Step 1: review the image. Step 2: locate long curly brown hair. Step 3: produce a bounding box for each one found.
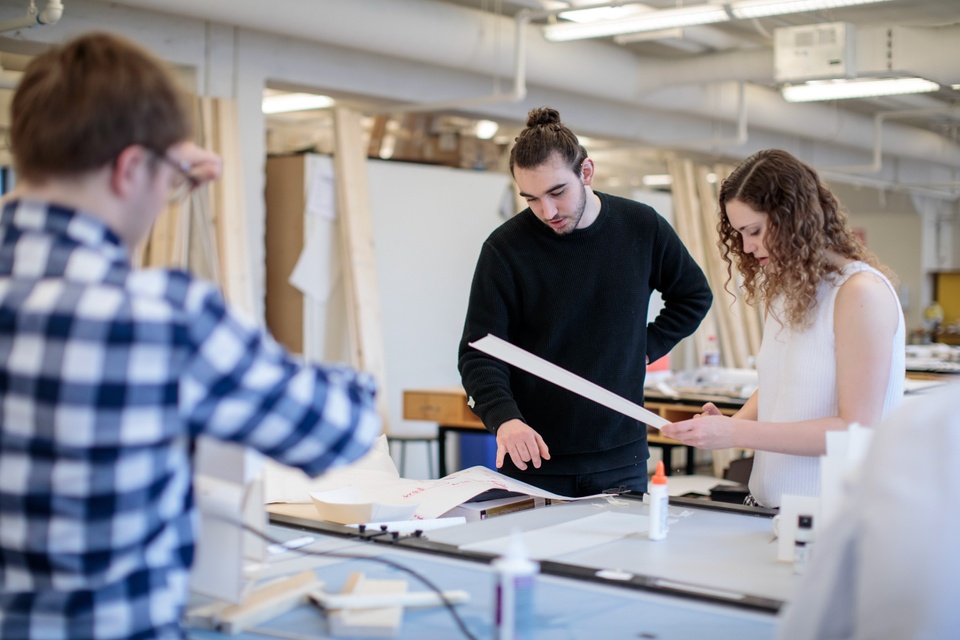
[717,149,888,329]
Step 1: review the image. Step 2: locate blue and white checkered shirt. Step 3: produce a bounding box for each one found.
[0,200,381,639]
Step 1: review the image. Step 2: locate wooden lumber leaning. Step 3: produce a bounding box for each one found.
[333,107,389,433]
[186,185,221,285]
[138,95,221,286]
[199,96,256,317]
[142,201,180,269]
[366,115,390,158]
[695,166,753,368]
[712,162,763,361]
[668,157,717,365]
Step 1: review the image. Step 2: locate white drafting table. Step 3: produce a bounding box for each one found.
[188,522,779,640]
[410,496,795,610]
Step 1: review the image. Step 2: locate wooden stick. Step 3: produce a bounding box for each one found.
[326,572,407,638]
[311,588,469,610]
[215,570,322,635]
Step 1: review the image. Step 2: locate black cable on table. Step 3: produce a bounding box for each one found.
[241,524,480,640]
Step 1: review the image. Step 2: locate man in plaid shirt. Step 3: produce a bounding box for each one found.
[0,33,381,638]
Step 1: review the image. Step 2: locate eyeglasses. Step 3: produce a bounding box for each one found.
[149,149,200,204]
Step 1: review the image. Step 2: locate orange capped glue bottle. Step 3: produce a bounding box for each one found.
[648,460,669,541]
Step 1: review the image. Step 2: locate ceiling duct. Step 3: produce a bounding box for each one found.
[774,22,856,83]
[776,23,960,89]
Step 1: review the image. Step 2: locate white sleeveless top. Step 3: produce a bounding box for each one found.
[749,261,905,508]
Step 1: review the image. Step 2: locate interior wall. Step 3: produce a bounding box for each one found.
[830,183,926,332]
[367,160,511,442]
[849,211,924,332]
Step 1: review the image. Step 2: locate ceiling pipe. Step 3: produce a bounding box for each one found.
[0,0,64,34]
[825,106,960,175]
[653,81,748,150]
[819,169,960,201]
[634,48,773,93]
[641,82,960,169]
[588,80,750,152]
[88,0,960,169]
[379,9,529,114]
[382,9,755,150]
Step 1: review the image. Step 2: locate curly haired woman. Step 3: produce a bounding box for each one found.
[662,149,905,508]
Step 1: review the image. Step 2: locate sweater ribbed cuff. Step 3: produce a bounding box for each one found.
[481,402,525,435]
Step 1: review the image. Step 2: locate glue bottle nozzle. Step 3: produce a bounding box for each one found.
[652,460,668,485]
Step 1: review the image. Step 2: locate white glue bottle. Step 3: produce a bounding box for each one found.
[648,460,669,540]
[493,530,538,640]
[794,514,814,575]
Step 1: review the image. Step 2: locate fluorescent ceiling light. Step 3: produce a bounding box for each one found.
[543,4,728,41]
[782,77,940,102]
[542,0,896,42]
[262,92,334,114]
[732,0,895,19]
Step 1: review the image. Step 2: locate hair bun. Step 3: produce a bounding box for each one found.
[526,107,561,128]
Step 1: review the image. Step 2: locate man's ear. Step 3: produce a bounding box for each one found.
[580,157,595,186]
[110,145,149,198]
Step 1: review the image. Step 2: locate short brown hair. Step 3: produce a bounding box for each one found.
[10,32,192,182]
[509,107,587,176]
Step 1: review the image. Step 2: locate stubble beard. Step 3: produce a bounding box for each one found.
[551,183,586,236]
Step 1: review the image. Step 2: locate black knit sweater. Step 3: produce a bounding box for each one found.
[458,191,712,475]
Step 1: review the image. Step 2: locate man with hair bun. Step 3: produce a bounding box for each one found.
[458,107,711,496]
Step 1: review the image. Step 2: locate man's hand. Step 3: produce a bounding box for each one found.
[178,141,223,185]
[495,419,550,470]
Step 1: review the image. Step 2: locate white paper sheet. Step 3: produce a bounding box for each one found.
[310,486,420,524]
[289,155,339,302]
[263,434,400,504]
[460,512,650,559]
[305,153,337,222]
[309,465,603,523]
[468,334,670,430]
